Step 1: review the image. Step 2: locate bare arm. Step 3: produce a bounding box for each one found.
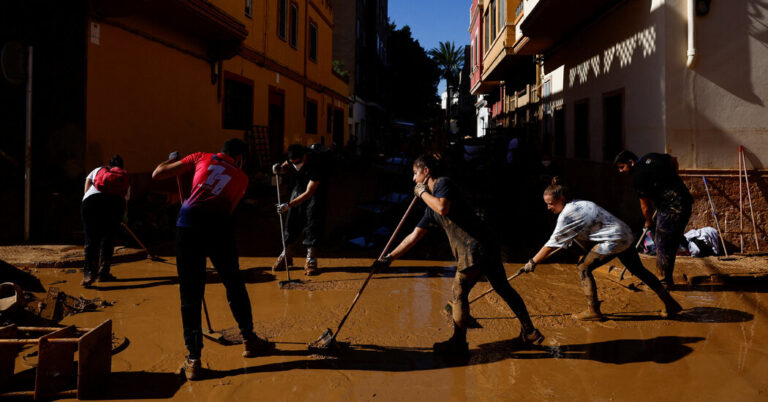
[387,227,428,260]
[152,159,191,181]
[531,246,557,264]
[420,192,450,216]
[639,197,655,228]
[290,180,319,206]
[84,177,93,194]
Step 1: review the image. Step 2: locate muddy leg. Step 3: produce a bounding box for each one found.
[617,247,682,316]
[208,226,254,334]
[450,267,483,339]
[575,249,613,320]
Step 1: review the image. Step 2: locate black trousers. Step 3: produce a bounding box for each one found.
[578,246,675,305]
[654,206,692,284]
[176,225,253,359]
[284,188,326,248]
[81,193,125,277]
[452,257,534,333]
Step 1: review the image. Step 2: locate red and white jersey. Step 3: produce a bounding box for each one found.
[177,152,248,227]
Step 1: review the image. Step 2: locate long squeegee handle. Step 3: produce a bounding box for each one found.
[333,194,422,340]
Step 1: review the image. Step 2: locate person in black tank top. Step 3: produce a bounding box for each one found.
[372,154,543,357]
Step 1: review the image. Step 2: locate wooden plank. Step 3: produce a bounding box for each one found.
[35,325,77,400]
[77,320,111,400]
[0,325,19,392]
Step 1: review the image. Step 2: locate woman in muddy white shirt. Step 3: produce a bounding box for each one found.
[522,177,682,321]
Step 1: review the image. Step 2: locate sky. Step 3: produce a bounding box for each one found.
[388,0,471,95]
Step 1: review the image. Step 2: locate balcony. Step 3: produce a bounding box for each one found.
[516,0,623,55]
[480,0,529,82]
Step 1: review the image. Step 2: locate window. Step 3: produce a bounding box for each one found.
[490,0,496,38]
[289,2,298,48]
[309,21,318,62]
[277,0,287,40]
[603,90,624,162]
[306,99,318,134]
[245,0,252,18]
[574,100,589,159]
[484,9,490,51]
[222,76,253,130]
[326,105,333,133]
[499,0,505,27]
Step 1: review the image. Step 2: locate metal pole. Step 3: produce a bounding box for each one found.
[24,46,33,242]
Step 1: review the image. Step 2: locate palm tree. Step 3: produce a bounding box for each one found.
[429,41,465,134]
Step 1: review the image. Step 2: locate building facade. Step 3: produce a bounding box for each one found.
[0,0,349,241]
[331,0,388,147]
[471,0,768,250]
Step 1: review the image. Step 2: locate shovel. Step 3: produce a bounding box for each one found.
[308,190,421,353]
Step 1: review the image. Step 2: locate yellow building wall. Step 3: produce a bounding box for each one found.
[86,0,348,173]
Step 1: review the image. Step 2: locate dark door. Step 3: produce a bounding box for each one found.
[574,100,589,159]
[333,108,344,148]
[268,90,285,161]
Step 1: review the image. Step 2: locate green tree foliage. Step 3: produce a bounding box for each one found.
[429,41,465,128]
[384,23,441,129]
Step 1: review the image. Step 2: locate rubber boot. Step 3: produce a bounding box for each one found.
[573,300,604,321]
[272,251,293,273]
[304,258,319,276]
[433,325,469,357]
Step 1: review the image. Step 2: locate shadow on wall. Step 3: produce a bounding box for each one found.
[695,0,765,106]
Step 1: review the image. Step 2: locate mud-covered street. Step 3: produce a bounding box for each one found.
[10,255,767,401]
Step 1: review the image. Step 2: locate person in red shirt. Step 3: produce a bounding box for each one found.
[152,139,272,381]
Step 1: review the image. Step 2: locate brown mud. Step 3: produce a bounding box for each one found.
[10,256,768,400]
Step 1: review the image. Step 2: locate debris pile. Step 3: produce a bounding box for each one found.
[37,287,113,322]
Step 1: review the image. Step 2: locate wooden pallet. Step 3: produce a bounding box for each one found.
[0,320,112,400]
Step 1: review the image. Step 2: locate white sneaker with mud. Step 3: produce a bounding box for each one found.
[272,254,293,272]
[304,258,319,276]
[180,358,202,381]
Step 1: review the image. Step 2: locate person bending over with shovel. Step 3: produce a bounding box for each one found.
[613,150,693,290]
[152,139,273,381]
[522,177,683,321]
[272,144,329,276]
[375,153,544,357]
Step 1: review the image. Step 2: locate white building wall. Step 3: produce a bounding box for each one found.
[476,95,489,137]
[542,0,666,162]
[665,0,768,169]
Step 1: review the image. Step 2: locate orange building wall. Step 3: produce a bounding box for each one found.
[86,0,348,173]
[86,20,229,172]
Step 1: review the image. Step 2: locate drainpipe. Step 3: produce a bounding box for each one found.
[686,0,696,69]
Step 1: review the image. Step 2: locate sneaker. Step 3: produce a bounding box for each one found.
[660,301,683,318]
[518,328,545,346]
[433,336,469,357]
[97,272,118,282]
[573,309,604,321]
[242,333,275,358]
[81,275,95,287]
[304,258,319,276]
[180,358,202,381]
[272,253,293,272]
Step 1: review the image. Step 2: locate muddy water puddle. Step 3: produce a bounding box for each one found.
[13,258,768,400]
